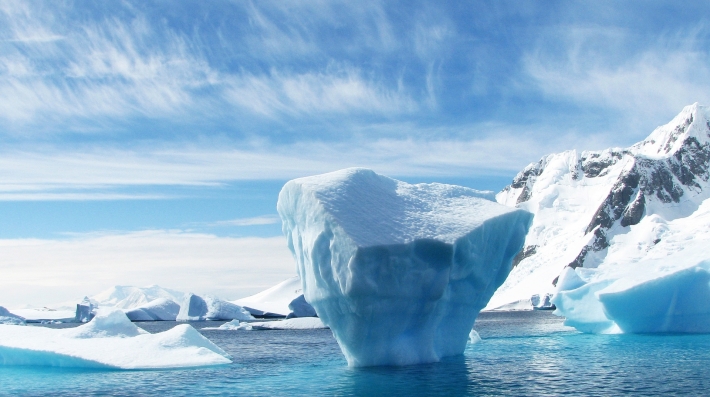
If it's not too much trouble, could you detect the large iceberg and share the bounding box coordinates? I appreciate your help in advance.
[0,309,231,369]
[177,293,254,321]
[124,298,181,321]
[277,168,532,366]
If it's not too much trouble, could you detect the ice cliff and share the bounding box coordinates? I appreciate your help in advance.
[277,168,532,366]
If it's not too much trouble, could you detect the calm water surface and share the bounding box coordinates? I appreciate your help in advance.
[1,311,709,396]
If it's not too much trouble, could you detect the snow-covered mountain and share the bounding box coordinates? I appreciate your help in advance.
[89,285,185,310]
[487,103,710,309]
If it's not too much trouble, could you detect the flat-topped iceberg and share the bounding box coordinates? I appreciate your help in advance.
[177,293,254,321]
[277,168,532,366]
[0,309,231,369]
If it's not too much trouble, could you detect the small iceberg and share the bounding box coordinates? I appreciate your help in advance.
[124,298,181,321]
[177,293,255,321]
[0,309,231,369]
[0,307,26,326]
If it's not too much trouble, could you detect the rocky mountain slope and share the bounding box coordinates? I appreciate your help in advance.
[487,103,710,309]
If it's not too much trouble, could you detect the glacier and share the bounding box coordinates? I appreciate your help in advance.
[177,293,254,321]
[488,103,710,318]
[277,168,532,366]
[0,309,231,369]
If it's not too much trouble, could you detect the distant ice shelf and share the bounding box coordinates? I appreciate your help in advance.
[278,168,532,366]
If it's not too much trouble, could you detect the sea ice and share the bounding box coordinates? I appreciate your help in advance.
[177,293,255,321]
[124,298,180,321]
[0,309,231,369]
[277,168,532,366]
[204,317,327,331]
[0,307,25,325]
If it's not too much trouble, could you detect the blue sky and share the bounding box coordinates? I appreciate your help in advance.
[2,0,710,306]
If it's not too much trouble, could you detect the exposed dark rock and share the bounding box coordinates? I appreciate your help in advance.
[511,245,537,268]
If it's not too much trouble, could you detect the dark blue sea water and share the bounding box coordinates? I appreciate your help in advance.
[2,311,710,396]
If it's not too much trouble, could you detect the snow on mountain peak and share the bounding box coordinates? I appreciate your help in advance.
[632,102,710,158]
[488,103,710,310]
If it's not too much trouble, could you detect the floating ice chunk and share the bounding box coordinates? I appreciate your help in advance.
[0,307,25,326]
[287,295,317,318]
[75,297,96,323]
[124,298,180,321]
[234,276,303,317]
[553,261,710,334]
[468,329,481,344]
[177,293,255,321]
[0,309,231,369]
[278,168,532,366]
[598,263,710,333]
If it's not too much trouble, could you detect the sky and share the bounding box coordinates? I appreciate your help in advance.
[2,0,710,307]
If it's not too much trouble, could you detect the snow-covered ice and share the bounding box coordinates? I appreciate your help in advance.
[234,276,305,317]
[0,307,25,325]
[204,317,328,331]
[177,293,254,321]
[124,298,180,321]
[278,168,532,366]
[9,308,76,323]
[0,309,231,369]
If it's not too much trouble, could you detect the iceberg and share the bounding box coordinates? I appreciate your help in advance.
[287,295,317,318]
[75,296,96,323]
[90,285,185,310]
[553,260,710,333]
[177,293,255,321]
[0,307,25,326]
[0,309,231,369]
[277,168,532,366]
[124,298,180,321]
[234,276,304,317]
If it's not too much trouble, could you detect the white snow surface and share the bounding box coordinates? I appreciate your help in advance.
[488,103,710,311]
[9,308,76,322]
[278,168,532,366]
[205,317,327,331]
[124,298,181,321]
[0,309,231,369]
[177,293,254,321]
[233,276,303,317]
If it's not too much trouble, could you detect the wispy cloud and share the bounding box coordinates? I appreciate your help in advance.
[524,24,710,134]
[204,215,281,227]
[0,230,295,308]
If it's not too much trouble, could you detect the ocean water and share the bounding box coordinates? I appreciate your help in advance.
[2,311,710,396]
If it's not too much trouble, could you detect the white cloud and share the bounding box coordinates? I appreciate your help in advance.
[0,125,616,200]
[0,231,295,308]
[206,215,281,227]
[524,25,710,133]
